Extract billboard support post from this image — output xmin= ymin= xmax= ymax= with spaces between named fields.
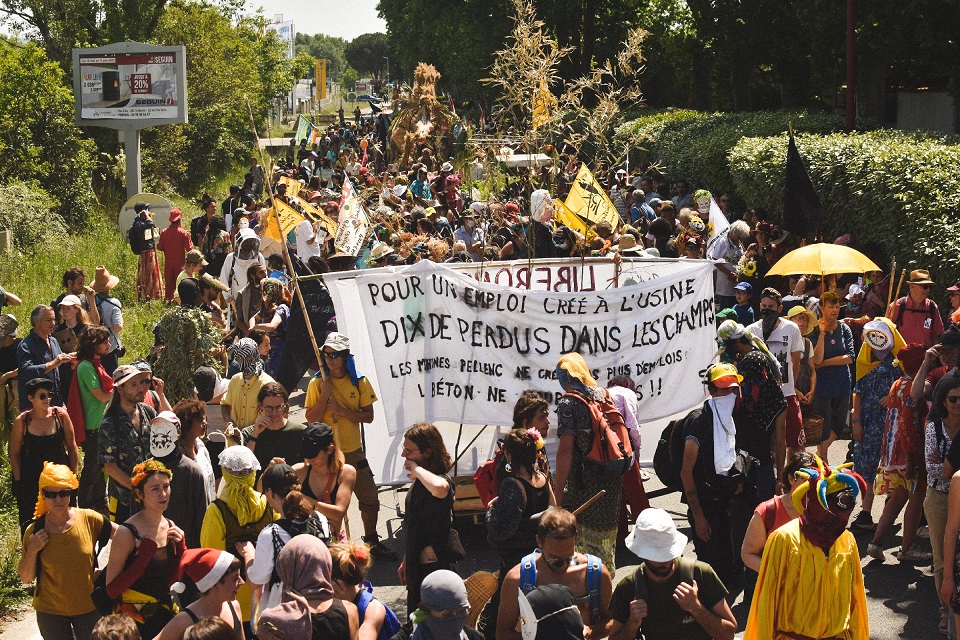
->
xmin=120 ymin=130 xmax=142 ymax=201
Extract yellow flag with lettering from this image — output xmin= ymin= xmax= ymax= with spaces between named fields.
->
xmin=554 ymin=199 xmax=596 ymax=241
xmin=264 ymin=200 xmax=306 ymax=241
xmin=563 ymin=164 xmax=622 ymax=230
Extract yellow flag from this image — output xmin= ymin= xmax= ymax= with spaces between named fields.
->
xmin=564 ymin=164 xmax=622 ymax=230
xmin=275 ymin=176 xmax=339 ymax=237
xmin=264 ymin=200 xmax=307 ymax=242
xmin=532 ymin=77 xmax=555 ymax=130
xmin=554 ymin=199 xmax=595 ymax=241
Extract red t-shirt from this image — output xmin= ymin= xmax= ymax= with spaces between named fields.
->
xmin=754 ymin=496 xmax=793 ymax=533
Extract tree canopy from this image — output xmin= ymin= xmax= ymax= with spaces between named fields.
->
xmin=344 ymin=32 xmax=390 ymax=78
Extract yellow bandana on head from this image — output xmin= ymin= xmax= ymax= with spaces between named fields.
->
xmin=557 ymin=352 xmax=597 ymax=388
xmin=34 ymin=462 xmax=79 ymax=519
xmin=218 ymin=469 xmax=265 ymax=526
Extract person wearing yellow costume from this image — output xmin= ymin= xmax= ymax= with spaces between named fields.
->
xmin=744 ymin=456 xmax=869 ymax=640
xmin=200 ymin=445 xmax=275 ymax=636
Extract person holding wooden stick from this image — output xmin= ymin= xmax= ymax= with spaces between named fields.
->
xmin=889 ymin=269 xmax=944 ymax=349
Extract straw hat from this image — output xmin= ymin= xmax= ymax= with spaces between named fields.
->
xmin=92 ymin=266 xmax=119 ymax=293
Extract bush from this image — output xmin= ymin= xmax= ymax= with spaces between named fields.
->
xmin=728 ymin=130 xmax=960 ymax=287
xmin=614 ymin=109 xmax=853 ymax=195
xmin=0 ymin=181 xmax=67 ymax=250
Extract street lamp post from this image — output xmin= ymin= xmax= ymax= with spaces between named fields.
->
xmin=384 ymin=55 xmax=390 ymax=86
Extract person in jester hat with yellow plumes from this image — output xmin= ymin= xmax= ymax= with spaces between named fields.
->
xmin=744 ymin=456 xmax=869 ymax=640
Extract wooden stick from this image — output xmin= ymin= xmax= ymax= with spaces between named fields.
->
xmin=887 ymin=268 xmax=908 ymax=319
xmin=886 ymin=257 xmax=897 ymax=309
xmin=571 ymin=490 xmax=606 ymax=516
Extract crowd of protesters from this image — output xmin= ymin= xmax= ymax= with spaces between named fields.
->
xmin=9 ymin=105 xmax=960 ymax=640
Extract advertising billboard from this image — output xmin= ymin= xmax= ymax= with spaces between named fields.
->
xmin=73 ymin=42 xmax=188 ymax=129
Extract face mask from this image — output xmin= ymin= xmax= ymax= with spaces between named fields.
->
xmin=799 ymin=491 xmax=854 ymax=549
xmin=711 ymin=392 xmax=737 ymax=420
xmin=417 ymin=614 xmax=468 ymax=640
xmin=758 ymin=308 xmax=778 ymax=319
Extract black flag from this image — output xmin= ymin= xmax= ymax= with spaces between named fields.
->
xmin=783 ymin=133 xmax=822 ymax=239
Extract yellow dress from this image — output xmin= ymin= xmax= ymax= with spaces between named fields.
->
xmin=744 ymin=519 xmax=869 ymax=640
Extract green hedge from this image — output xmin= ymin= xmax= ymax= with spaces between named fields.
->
xmin=614 ymin=109 xmax=852 ymax=195
xmin=728 ymin=131 xmax=960 ymax=286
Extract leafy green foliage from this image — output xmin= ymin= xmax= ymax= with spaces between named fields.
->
xmin=0 ymin=42 xmax=96 ymax=228
xmin=344 ymin=32 xmax=389 ymax=78
xmin=728 ymin=130 xmax=960 ymax=286
xmin=153 ymin=306 xmax=222 ymax=403
xmin=0 ymin=182 xmax=67 ymax=250
xmin=614 ymin=109 xmax=854 ymax=194
xmin=296 ymin=33 xmax=348 ymax=79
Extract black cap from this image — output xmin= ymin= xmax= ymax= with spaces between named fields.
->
xmin=24 ymin=377 xmax=54 ymax=396
xmin=941 ymin=328 xmax=960 ymax=349
xmin=134 ymin=201 xmax=149 ymax=213
xmin=194 ymin=366 xmax=218 ymax=402
xmin=299 ymin=422 xmax=335 ymax=460
xmin=261 ymin=463 xmax=297 ymax=494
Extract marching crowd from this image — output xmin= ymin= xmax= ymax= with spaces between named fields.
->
xmin=7 ymin=124 xmax=960 ymax=640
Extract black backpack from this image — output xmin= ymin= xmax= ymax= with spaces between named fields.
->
xmin=653 ymin=409 xmax=699 ymax=492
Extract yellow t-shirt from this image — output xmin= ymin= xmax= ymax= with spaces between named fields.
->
xmin=304 ymin=375 xmax=377 ymax=454
xmin=24 ymin=509 xmax=106 ymax=616
xmin=222 ymin=371 xmax=275 ymax=429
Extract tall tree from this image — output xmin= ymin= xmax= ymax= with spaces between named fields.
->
xmin=344 ymin=32 xmax=390 ymax=78
xmin=296 ymin=32 xmax=348 ymax=79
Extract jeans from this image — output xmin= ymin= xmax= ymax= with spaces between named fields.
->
xmin=36 ymin=609 xmax=100 ymax=640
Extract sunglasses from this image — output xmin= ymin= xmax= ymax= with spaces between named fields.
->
xmin=322 ymin=351 xmax=346 ymax=359
xmin=42 ymin=489 xmax=75 ymax=499
xmin=947 ymin=396 xmax=960 ymax=404
xmin=34 ymin=392 xmax=51 ymax=400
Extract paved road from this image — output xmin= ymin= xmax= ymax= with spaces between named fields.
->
xmin=0 ymin=388 xmax=942 ymax=639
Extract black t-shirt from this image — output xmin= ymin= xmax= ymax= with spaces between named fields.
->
xmin=681 ymin=403 xmax=727 ymax=501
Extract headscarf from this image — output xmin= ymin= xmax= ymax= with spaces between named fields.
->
xmin=555 ymin=352 xmax=600 ymax=400
xmin=716 ymin=319 xmax=782 ymax=383
xmin=217 ymin=446 xmax=264 ymax=526
xmin=530 ymin=189 xmax=553 ymax=224
xmin=411 ymin=569 xmax=470 ymax=640
xmin=229 ymin=338 xmax=263 ymax=377
xmin=856 ymin=317 xmax=905 ymax=381
xmin=258 ymin=536 xmax=333 ymax=640
xmin=261 ymin=278 xmax=284 ymax=306
xmin=792 ymin=455 xmax=866 ymax=549
xmin=34 ymin=462 xmax=79 ymax=519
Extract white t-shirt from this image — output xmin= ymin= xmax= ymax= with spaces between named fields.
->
xmin=295 ymin=219 xmax=321 ymax=258
xmin=747 ymin=318 xmax=803 ymax=396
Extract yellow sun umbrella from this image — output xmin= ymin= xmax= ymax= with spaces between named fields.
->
xmin=766 ymin=243 xmax=881 ymax=277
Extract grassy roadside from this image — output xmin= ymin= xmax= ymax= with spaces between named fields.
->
xmin=0 ymin=170 xmax=243 ymax=622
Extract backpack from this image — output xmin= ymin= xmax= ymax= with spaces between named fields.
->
xmin=213 ymin=499 xmax=275 ymax=560
xmin=276 ymin=513 xmax=331 ymax=545
xmin=357 ymin=582 xmax=402 ymax=640
xmin=565 ymin=388 xmax=634 ymax=480
xmin=473 ymin=439 xmax=505 ymax=508
xmin=895 ymin=296 xmax=937 ymax=329
xmin=653 ymin=410 xmax=698 ymax=492
xmin=519 ymin=551 xmax=603 ymax=622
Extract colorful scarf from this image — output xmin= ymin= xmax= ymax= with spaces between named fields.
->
xmin=218 ymin=468 xmax=265 ymax=526
xmin=34 ymin=462 xmax=78 ymax=518
xmin=66 ymin=355 xmax=114 ymax=445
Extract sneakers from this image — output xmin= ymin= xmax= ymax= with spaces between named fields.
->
xmin=896 ymin=547 xmax=933 ymax=563
xmin=866 ymin=542 xmax=885 ymax=561
xmin=363 ymin=535 xmax=399 ymax=561
xmin=918 ymin=525 xmax=930 ymax=539
xmin=850 ymin=512 xmax=877 ymax=532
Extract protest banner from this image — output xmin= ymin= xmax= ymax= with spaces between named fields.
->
xmin=325 ymin=257 xmax=716 ymax=483
xmin=334 ymin=192 xmax=370 ymax=255
xmin=264 ymin=200 xmax=306 ymax=242
xmin=564 ymin=164 xmax=622 ymax=230
xmin=294 ymin=114 xmax=312 ymax=143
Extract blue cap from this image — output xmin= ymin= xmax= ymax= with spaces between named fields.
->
xmin=734 ymin=282 xmax=752 ymax=292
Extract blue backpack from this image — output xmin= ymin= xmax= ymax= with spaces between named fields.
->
xmin=356 ymin=581 xmax=401 ymax=640
xmin=519 ymin=551 xmax=603 ymax=622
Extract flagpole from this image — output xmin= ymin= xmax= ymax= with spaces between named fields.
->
xmin=244 ymin=96 xmax=324 ymax=383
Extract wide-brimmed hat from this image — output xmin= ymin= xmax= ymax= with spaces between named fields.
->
xmin=92 ymin=266 xmax=119 ymax=293
xmin=908 ymin=269 xmax=934 ymax=285
xmin=323 ymin=332 xmax=350 ymax=352
xmin=785 ymin=305 xmax=817 ymax=335
xmin=169 ymin=208 xmax=183 ymax=223
xmin=440 ymin=162 xmax=454 ymax=172
xmin=369 ymin=242 xmax=393 ymax=262
xmin=624 ymin=508 xmax=688 ymax=562
xmin=948 ymin=280 xmax=960 ymax=293
xmin=113 ymin=364 xmax=145 ymax=386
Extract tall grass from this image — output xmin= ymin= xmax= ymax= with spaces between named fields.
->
xmin=0 ymin=170 xmax=243 ymax=621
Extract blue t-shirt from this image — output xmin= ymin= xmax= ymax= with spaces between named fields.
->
xmin=733 ymin=303 xmax=754 ymax=326
xmin=811 ymin=323 xmax=855 ymax=398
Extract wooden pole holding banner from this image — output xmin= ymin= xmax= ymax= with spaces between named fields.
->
xmin=886 ymin=257 xmax=897 ymax=309
xmin=244 ymin=96 xmax=324 ymax=380
xmin=887 ymin=268 xmax=908 ymax=319
xmin=246 ymin=96 xmax=349 ymax=537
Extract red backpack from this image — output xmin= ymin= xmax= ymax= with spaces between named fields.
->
xmin=565 ymin=387 xmax=634 ymax=480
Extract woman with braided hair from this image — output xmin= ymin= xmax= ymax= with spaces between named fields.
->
xmin=248 ymin=278 xmax=290 ymax=377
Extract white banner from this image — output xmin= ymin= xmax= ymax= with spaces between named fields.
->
xmin=325 ymin=258 xmax=716 ymax=484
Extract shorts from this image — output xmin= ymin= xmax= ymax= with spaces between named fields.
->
xmin=345 ymin=448 xmax=380 ymax=512
xmin=812 ymin=394 xmax=851 ymax=443
xmin=783 ymin=395 xmax=805 ymax=448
